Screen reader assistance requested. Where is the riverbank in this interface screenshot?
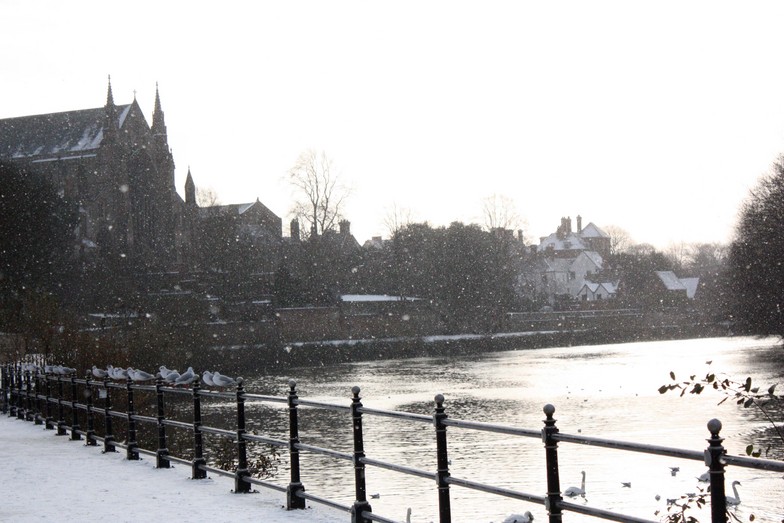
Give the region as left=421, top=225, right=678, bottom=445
left=0, top=416, right=345, bottom=523
left=207, top=320, right=731, bottom=372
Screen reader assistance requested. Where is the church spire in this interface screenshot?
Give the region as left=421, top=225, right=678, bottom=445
left=185, top=167, right=196, bottom=207
left=105, top=74, right=115, bottom=107
left=103, top=75, right=118, bottom=138
left=151, top=82, right=167, bottom=137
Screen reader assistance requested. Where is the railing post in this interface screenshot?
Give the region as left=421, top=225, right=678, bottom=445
left=155, top=377, right=170, bottom=468
left=0, top=365, right=7, bottom=415
left=6, top=365, right=16, bottom=417
left=44, top=373, right=54, bottom=430
left=434, top=393, right=451, bottom=523
left=103, top=378, right=116, bottom=452
left=286, top=379, right=306, bottom=509
left=542, top=404, right=563, bottom=523
left=705, top=418, right=728, bottom=523
left=33, top=370, right=43, bottom=425
left=24, top=369, right=34, bottom=422
left=234, top=378, right=251, bottom=493
left=56, top=376, right=67, bottom=436
left=191, top=380, right=207, bottom=479
left=85, top=373, right=97, bottom=446
left=350, top=386, right=372, bottom=523
left=16, top=366, right=25, bottom=420
left=126, top=379, right=138, bottom=460
left=70, top=372, right=81, bottom=440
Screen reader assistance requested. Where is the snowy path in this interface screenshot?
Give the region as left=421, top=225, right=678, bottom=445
left=0, top=416, right=346, bottom=522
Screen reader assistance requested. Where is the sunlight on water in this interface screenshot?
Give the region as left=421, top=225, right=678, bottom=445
left=238, top=336, right=784, bottom=522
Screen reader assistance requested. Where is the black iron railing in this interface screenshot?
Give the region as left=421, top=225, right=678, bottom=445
left=1, top=363, right=782, bottom=523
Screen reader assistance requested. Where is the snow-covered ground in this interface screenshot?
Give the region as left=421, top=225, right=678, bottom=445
left=0, top=415, right=346, bottom=522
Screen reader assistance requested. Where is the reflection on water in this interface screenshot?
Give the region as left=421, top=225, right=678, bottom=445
left=225, top=337, right=783, bottom=522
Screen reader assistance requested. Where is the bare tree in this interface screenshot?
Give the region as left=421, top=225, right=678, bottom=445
left=603, top=225, right=634, bottom=256
left=288, top=149, right=350, bottom=238
left=481, top=194, right=521, bottom=231
left=196, top=186, right=221, bottom=207
left=383, top=202, right=415, bottom=236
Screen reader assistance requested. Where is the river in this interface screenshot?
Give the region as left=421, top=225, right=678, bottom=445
left=223, top=336, right=784, bottom=522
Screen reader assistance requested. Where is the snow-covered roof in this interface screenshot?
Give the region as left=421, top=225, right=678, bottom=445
left=579, top=222, right=609, bottom=238
left=655, top=271, right=687, bottom=291
left=679, top=277, right=700, bottom=299
left=0, top=105, right=132, bottom=160
left=539, top=232, right=588, bottom=251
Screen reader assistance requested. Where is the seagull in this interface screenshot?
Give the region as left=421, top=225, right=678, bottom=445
left=696, top=471, right=710, bottom=482
left=163, top=370, right=180, bottom=384
left=503, top=511, right=534, bottom=523
left=158, top=366, right=177, bottom=379
left=91, top=365, right=109, bottom=378
left=669, top=467, right=680, bottom=477
left=564, top=471, right=586, bottom=497
left=369, top=493, right=380, bottom=499
left=175, top=367, right=197, bottom=386
left=211, top=371, right=237, bottom=388
left=202, top=370, right=215, bottom=387
left=621, top=482, right=631, bottom=488
left=112, top=367, right=129, bottom=380
left=726, top=480, right=741, bottom=506
left=129, top=368, right=155, bottom=382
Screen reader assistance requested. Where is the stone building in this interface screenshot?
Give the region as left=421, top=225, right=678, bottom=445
left=0, top=78, right=282, bottom=273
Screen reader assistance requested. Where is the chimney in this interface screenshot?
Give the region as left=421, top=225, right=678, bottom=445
left=577, top=215, right=582, bottom=233
left=567, top=216, right=572, bottom=233
left=517, top=229, right=523, bottom=243
left=339, top=220, right=350, bottom=235
left=290, top=219, right=300, bottom=241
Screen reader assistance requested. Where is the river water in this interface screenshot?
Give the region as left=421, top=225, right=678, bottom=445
left=227, top=336, right=784, bottom=522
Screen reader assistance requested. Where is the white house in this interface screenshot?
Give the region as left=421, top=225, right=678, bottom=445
left=576, top=281, right=617, bottom=302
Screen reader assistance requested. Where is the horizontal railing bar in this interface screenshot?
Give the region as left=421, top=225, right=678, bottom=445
left=558, top=498, right=658, bottom=523
left=244, top=476, right=287, bottom=493
left=554, top=432, right=704, bottom=461
left=241, top=392, right=288, bottom=404
left=130, top=413, right=157, bottom=424
left=198, top=390, right=234, bottom=400
left=294, top=398, right=350, bottom=412
left=443, top=417, right=541, bottom=438
left=364, top=512, right=399, bottom=523
left=360, top=456, right=434, bottom=480
left=161, top=387, right=193, bottom=396
left=296, top=490, right=351, bottom=513
left=242, top=433, right=287, bottom=447
left=200, top=463, right=234, bottom=478
left=165, top=454, right=191, bottom=466
left=200, top=426, right=235, bottom=438
left=108, top=410, right=127, bottom=419
left=724, top=453, right=784, bottom=472
left=294, top=442, right=353, bottom=461
left=447, top=475, right=545, bottom=505
left=130, top=385, right=157, bottom=393
left=136, top=447, right=157, bottom=458
left=358, top=406, right=432, bottom=423
left=162, top=419, right=192, bottom=430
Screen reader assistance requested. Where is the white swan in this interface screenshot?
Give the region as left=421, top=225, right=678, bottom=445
left=726, top=480, right=741, bottom=506
left=564, top=470, right=586, bottom=497
left=503, top=511, right=533, bottom=522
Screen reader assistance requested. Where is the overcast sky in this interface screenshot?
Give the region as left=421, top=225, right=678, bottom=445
left=4, top=0, right=784, bottom=248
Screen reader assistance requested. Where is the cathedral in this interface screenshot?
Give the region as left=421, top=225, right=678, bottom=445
left=0, top=78, right=282, bottom=272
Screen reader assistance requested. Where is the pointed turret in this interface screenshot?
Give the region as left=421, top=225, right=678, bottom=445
left=185, top=167, right=196, bottom=207
left=103, top=75, right=118, bottom=139
left=151, top=82, right=167, bottom=139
